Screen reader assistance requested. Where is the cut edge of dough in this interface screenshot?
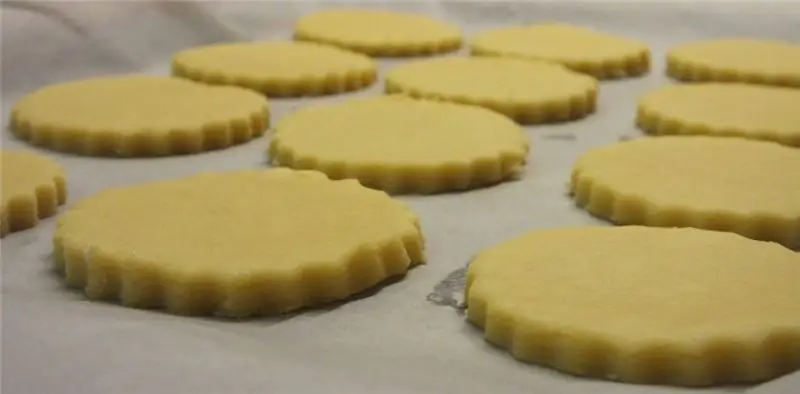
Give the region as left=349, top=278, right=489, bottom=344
left=293, top=30, right=463, bottom=57
left=665, top=53, right=800, bottom=88
left=1, top=163, right=67, bottom=238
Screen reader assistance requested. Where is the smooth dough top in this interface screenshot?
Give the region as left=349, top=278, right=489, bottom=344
left=57, top=170, right=418, bottom=277
left=639, top=83, right=800, bottom=138
left=172, top=41, right=375, bottom=80
left=11, top=75, right=268, bottom=133
left=272, top=95, right=528, bottom=164
left=293, top=9, right=461, bottom=49
left=1, top=149, right=64, bottom=207
left=386, top=57, right=596, bottom=101
left=573, top=136, right=800, bottom=215
left=468, top=225, right=800, bottom=340
left=668, top=38, right=800, bottom=77
left=471, top=23, right=648, bottom=62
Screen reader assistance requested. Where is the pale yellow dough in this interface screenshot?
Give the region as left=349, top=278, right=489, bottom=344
left=638, top=83, right=800, bottom=147
left=385, top=57, right=598, bottom=124
left=269, top=96, right=529, bottom=194
left=470, top=23, right=650, bottom=79
left=54, top=169, right=425, bottom=318
left=172, top=41, right=377, bottom=96
left=667, top=38, right=800, bottom=87
left=293, top=8, right=462, bottom=56
left=570, top=136, right=800, bottom=249
left=466, top=226, right=800, bottom=386
left=10, top=75, right=269, bottom=157
left=1, top=149, right=66, bottom=237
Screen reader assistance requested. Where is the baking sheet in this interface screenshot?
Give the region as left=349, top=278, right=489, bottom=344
left=2, top=1, right=799, bottom=393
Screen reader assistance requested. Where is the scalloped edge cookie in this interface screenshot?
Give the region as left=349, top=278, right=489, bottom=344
left=293, top=8, right=463, bottom=57
left=171, top=41, right=378, bottom=97
left=385, top=57, right=598, bottom=124
left=636, top=83, right=800, bottom=147
left=53, top=169, right=426, bottom=318
left=1, top=149, right=67, bottom=238
left=9, top=76, right=269, bottom=157
left=268, top=96, right=529, bottom=194
left=465, top=226, right=800, bottom=386
left=666, top=38, right=800, bottom=87
left=470, top=23, right=650, bottom=79
left=569, top=137, right=800, bottom=250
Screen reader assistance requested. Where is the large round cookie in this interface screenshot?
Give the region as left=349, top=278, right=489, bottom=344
left=172, top=41, right=377, bottom=97
left=294, top=9, right=462, bottom=57
left=666, top=38, right=800, bottom=87
left=466, top=226, right=800, bottom=386
left=637, top=83, right=800, bottom=147
left=471, top=23, right=650, bottom=79
left=1, top=149, right=67, bottom=237
left=385, top=57, right=597, bottom=124
left=570, top=136, right=800, bottom=249
left=54, top=169, right=425, bottom=317
left=10, top=75, right=269, bottom=157
left=269, top=95, right=529, bottom=194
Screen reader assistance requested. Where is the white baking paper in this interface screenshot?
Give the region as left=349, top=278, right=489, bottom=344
left=2, top=1, right=799, bottom=393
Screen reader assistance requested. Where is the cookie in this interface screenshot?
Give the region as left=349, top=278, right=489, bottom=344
left=570, top=136, right=800, bottom=249
left=666, top=38, right=800, bottom=87
left=172, top=41, right=377, bottom=97
left=293, top=8, right=462, bottom=57
left=466, top=226, right=800, bottom=386
left=269, top=95, right=528, bottom=194
left=470, top=23, right=650, bottom=79
left=1, top=149, right=66, bottom=237
left=10, top=75, right=269, bottom=157
left=637, top=83, right=800, bottom=147
left=53, top=169, right=424, bottom=318
left=385, top=57, right=597, bottom=124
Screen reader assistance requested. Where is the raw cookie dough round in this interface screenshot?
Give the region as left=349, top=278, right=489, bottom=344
left=293, top=8, right=462, bottom=56
left=385, top=57, right=598, bottom=124
left=54, top=169, right=425, bottom=318
left=470, top=23, right=650, bottom=79
left=666, top=38, right=800, bottom=87
left=570, top=136, right=800, bottom=249
left=637, top=83, right=800, bottom=147
left=10, top=75, right=269, bottom=157
left=269, top=96, right=529, bottom=194
left=466, top=225, right=800, bottom=386
left=172, top=41, right=377, bottom=96
left=1, top=149, right=66, bottom=237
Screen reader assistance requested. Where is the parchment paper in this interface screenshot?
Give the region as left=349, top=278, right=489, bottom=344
left=2, top=1, right=799, bottom=393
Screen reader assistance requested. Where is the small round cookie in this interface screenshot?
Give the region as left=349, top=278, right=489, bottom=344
left=269, top=95, right=529, bottom=194
left=172, top=41, right=377, bottom=97
left=466, top=226, right=800, bottom=386
left=293, top=8, right=462, bottom=57
left=54, top=169, right=425, bottom=318
left=1, top=149, right=66, bottom=237
left=385, top=57, right=598, bottom=124
left=637, top=83, right=800, bottom=147
left=667, top=38, right=800, bottom=87
left=10, top=75, right=269, bottom=157
left=470, top=23, right=650, bottom=79
left=570, top=136, right=800, bottom=249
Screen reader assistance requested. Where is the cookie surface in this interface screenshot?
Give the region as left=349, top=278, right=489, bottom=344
left=666, top=38, right=800, bottom=87
left=269, top=96, right=528, bottom=194
left=10, top=75, right=269, bottom=157
left=293, top=8, right=462, bottom=56
left=54, top=169, right=424, bottom=318
left=172, top=41, right=377, bottom=96
left=385, top=57, right=597, bottom=124
left=1, top=150, right=66, bottom=237
left=638, top=83, right=800, bottom=147
left=470, top=23, right=650, bottom=79
left=466, top=226, right=800, bottom=386
left=570, top=136, right=800, bottom=249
